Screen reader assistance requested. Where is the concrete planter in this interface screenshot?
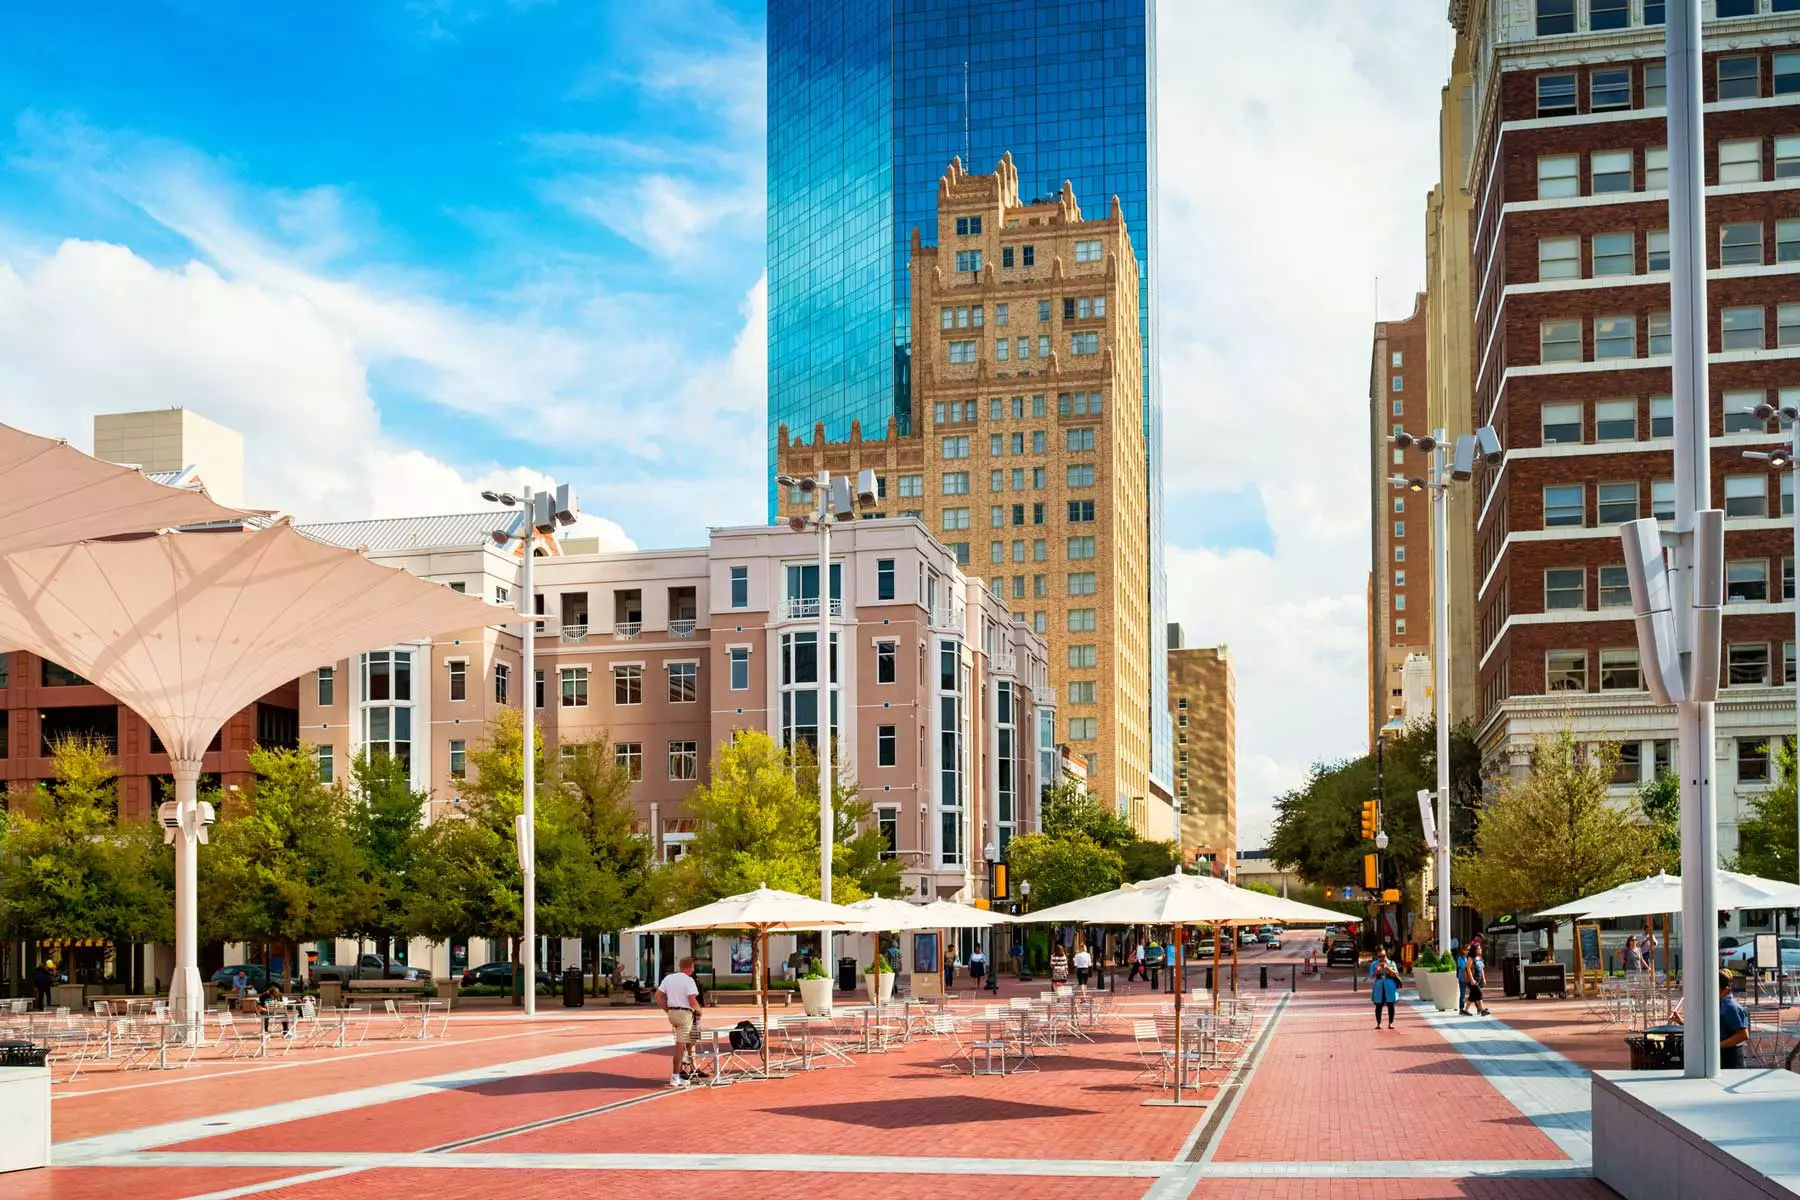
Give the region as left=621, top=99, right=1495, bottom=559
left=1426, top=970, right=1459, bottom=1011
left=1411, top=970, right=1431, bottom=1001
left=434, top=980, right=457, bottom=1006
left=865, top=970, right=896, bottom=1005
left=798, top=977, right=834, bottom=1017
left=0, top=1066, right=50, bottom=1172
left=49, top=984, right=85, bottom=1013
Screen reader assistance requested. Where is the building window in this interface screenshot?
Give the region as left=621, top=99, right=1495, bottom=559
left=317, top=667, right=335, bottom=707
left=446, top=659, right=467, bottom=702
left=1535, top=0, right=1575, bottom=36
left=1649, top=312, right=1671, bottom=355
left=954, top=249, right=983, bottom=273
left=1538, top=236, right=1579, bottom=280
left=1725, top=391, right=1767, bottom=433
left=1538, top=154, right=1579, bottom=200
left=1719, top=139, right=1763, bottom=185
left=1644, top=148, right=1668, bottom=192
left=1066, top=428, right=1095, bottom=453
left=1594, top=315, right=1636, bottom=359
left=1727, top=559, right=1769, bottom=603
left=1537, top=70, right=1577, bottom=113
left=1546, top=650, right=1587, bottom=692
left=1647, top=395, right=1673, bottom=437
left=1067, top=464, right=1096, bottom=488
left=943, top=507, right=971, bottom=531
left=948, top=341, right=978, bottom=365
left=560, top=666, right=588, bottom=707
left=1778, top=51, right=1800, bottom=94
left=1540, top=319, right=1582, bottom=363
left=1067, top=571, right=1097, bottom=596
left=313, top=744, right=334, bottom=784
left=1070, top=331, right=1099, bottom=356
left=447, top=739, right=466, bottom=779
left=1594, top=399, right=1636, bottom=442
left=1068, top=644, right=1098, bottom=669
left=1590, top=0, right=1629, bottom=31
left=1394, top=521, right=1406, bottom=538
left=1598, top=648, right=1641, bottom=692
left=898, top=474, right=923, bottom=498
left=1652, top=480, right=1675, bottom=520
left=1544, top=484, right=1585, bottom=527
left=1719, top=56, right=1760, bottom=101
left=1738, top=738, right=1772, bottom=782
left=1778, top=304, right=1800, bottom=349
left=1541, top=403, right=1581, bottom=444
left=1786, top=476, right=1796, bottom=520
left=1720, top=223, right=1764, bottom=268
left=668, top=661, right=697, bottom=703
left=1068, top=717, right=1098, bottom=741
left=1789, top=640, right=1798, bottom=683
left=1599, top=565, right=1632, bottom=608
left=1067, top=608, right=1097, bottom=632
left=1645, top=63, right=1666, bottom=105
left=1592, top=232, right=1634, bottom=277
left=728, top=646, right=749, bottom=691
left=614, top=741, right=642, bottom=781
left=729, top=566, right=748, bottom=609
left=943, top=472, right=970, bottom=495
left=1067, top=500, right=1096, bottom=523
left=1729, top=643, right=1771, bottom=686
left=1395, top=619, right=1407, bottom=635
left=949, top=542, right=970, bottom=565
left=868, top=723, right=896, bottom=768
left=1591, top=150, right=1633, bottom=194
left=614, top=664, right=642, bottom=705
left=1590, top=67, right=1631, bottom=111
left=494, top=662, right=510, bottom=705
left=1545, top=568, right=1586, bottom=610
left=1392, top=377, right=1404, bottom=394
left=668, top=741, right=698, bottom=781
left=1722, top=306, right=1765, bottom=351
left=1074, top=239, right=1103, bottom=263
left=1718, top=0, right=1756, bottom=14
left=955, top=215, right=982, bottom=236
left=1726, top=475, right=1768, bottom=517
left=1067, top=536, right=1096, bottom=560
left=1597, top=481, right=1639, bottom=524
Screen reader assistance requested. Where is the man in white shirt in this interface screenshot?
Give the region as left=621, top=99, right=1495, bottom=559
left=1073, top=946, right=1093, bottom=988
left=655, top=956, right=703, bottom=1087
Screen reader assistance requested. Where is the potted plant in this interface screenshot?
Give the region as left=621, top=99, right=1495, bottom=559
left=797, top=963, right=834, bottom=1016
left=1411, top=947, right=1437, bottom=999
left=1426, top=949, right=1460, bottom=1012
left=863, top=958, right=895, bottom=1005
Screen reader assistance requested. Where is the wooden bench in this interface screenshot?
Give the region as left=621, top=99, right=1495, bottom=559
left=703, top=989, right=797, bottom=1008
left=343, top=982, right=431, bottom=1005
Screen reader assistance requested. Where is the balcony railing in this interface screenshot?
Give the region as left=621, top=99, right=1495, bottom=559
left=990, top=651, right=1016, bottom=674
left=560, top=624, right=589, bottom=644
left=613, top=621, right=642, bottom=641
left=931, top=604, right=965, bottom=630
left=669, top=619, right=697, bottom=639
left=782, top=597, right=843, bottom=620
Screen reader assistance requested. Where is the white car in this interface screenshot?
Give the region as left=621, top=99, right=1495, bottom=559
left=1722, top=936, right=1800, bottom=974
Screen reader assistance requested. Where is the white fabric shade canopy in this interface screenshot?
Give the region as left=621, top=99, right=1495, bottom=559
left=630, top=886, right=867, bottom=1077
left=1022, top=870, right=1348, bottom=928
left=0, top=521, right=504, bottom=1030
left=1536, top=874, right=1669, bottom=918
left=1551, top=870, right=1800, bottom=921
left=0, top=423, right=244, bottom=554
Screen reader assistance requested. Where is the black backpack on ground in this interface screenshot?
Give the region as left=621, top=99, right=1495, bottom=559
left=728, top=1019, right=761, bottom=1050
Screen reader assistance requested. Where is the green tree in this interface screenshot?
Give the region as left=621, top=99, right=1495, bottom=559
left=1040, top=778, right=1136, bottom=851
left=653, top=732, right=902, bottom=913
left=1121, top=838, right=1179, bottom=882
left=345, top=751, right=429, bottom=963
left=1242, top=880, right=1278, bottom=897
left=1637, top=768, right=1682, bottom=871
left=0, top=737, right=172, bottom=966
left=1732, top=739, right=1799, bottom=883
left=1456, top=730, right=1662, bottom=923
left=1268, top=718, right=1482, bottom=889
left=201, top=745, right=371, bottom=990
left=1006, top=832, right=1123, bottom=909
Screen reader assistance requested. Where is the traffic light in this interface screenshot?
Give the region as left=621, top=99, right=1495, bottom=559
left=1363, top=854, right=1378, bottom=891
left=1360, top=800, right=1378, bottom=840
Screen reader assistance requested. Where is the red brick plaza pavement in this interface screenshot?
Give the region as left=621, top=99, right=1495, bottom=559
left=13, top=969, right=1621, bottom=1200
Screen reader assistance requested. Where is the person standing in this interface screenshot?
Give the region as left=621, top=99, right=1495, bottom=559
left=1368, top=947, right=1400, bottom=1029
left=655, top=956, right=703, bottom=1088
left=1466, top=940, right=1491, bottom=1016
left=1624, top=935, right=1646, bottom=977
left=232, top=969, right=250, bottom=1011
left=1147, top=938, right=1163, bottom=990
left=969, top=945, right=987, bottom=989
left=1073, top=944, right=1093, bottom=988
left=1452, top=940, right=1469, bottom=1015
left=1050, top=943, right=1069, bottom=985
left=33, top=961, right=52, bottom=1011
left=1129, top=941, right=1147, bottom=983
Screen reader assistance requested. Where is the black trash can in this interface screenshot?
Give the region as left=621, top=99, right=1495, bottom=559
left=837, top=956, right=858, bottom=992
left=0, top=1041, right=47, bottom=1067
left=1502, top=955, right=1522, bottom=998
left=562, top=967, right=585, bottom=1008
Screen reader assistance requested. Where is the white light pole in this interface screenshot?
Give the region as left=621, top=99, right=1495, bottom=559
left=1390, top=423, right=1503, bottom=956
left=1745, top=407, right=1800, bottom=893
left=485, top=484, right=580, bottom=1017
left=776, top=468, right=877, bottom=980
left=1622, top=0, right=1724, bottom=1078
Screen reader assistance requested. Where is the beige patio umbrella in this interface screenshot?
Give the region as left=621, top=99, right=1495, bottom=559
left=1022, top=870, right=1346, bottom=1107
left=0, top=522, right=503, bottom=1029
left=630, top=885, right=868, bottom=1077
left=0, top=422, right=245, bottom=553
left=847, top=897, right=1011, bottom=1036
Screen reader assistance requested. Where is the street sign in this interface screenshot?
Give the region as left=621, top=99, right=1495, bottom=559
left=1340, top=887, right=1355, bottom=901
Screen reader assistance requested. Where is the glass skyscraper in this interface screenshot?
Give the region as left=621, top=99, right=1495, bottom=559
left=767, top=0, right=1171, bottom=793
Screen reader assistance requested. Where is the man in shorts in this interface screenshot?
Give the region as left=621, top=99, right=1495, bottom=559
left=656, top=956, right=704, bottom=1087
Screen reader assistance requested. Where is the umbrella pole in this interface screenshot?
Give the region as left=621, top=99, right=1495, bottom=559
left=759, top=928, right=770, bottom=1078
left=1213, top=925, right=1223, bottom=1012
left=1174, top=922, right=1185, bottom=1104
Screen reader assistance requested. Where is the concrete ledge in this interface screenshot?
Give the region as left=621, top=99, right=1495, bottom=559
left=0, top=1066, right=50, bottom=1173
left=1595, top=1068, right=1800, bottom=1200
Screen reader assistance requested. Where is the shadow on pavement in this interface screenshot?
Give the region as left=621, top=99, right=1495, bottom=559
left=763, top=1096, right=1095, bottom=1128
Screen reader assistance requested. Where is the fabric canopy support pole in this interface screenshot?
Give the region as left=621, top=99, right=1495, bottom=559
left=167, top=758, right=205, bottom=1040
left=759, top=928, right=771, bottom=1078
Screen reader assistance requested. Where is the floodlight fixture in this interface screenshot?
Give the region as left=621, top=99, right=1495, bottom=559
left=1450, top=434, right=1477, bottom=482
left=787, top=514, right=809, bottom=533
left=1476, top=425, right=1504, bottom=466
left=1391, top=431, right=1415, bottom=450
left=1756, top=403, right=1777, bottom=421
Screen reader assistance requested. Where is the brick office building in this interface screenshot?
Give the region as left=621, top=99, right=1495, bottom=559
left=1369, top=294, right=1438, bottom=747
left=779, top=153, right=1166, bottom=837
left=1167, top=629, right=1237, bottom=870
left=1458, top=0, right=1800, bottom=923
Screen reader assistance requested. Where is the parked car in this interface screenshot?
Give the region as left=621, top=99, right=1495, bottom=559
left=209, top=964, right=275, bottom=992
left=1325, top=938, right=1358, bottom=967
left=460, top=962, right=554, bottom=989
left=1723, top=936, right=1800, bottom=974
left=311, top=954, right=425, bottom=984
left=1237, top=928, right=1259, bottom=946
left=1263, top=934, right=1282, bottom=950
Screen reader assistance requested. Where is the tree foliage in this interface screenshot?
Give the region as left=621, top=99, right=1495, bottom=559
left=651, top=732, right=901, bottom=914
left=0, top=737, right=171, bottom=950
left=1455, top=730, right=1662, bottom=917
left=1041, top=778, right=1136, bottom=851
left=1006, top=831, right=1124, bottom=909
left=1268, top=718, right=1482, bottom=887
left=346, top=751, right=429, bottom=950
left=1732, top=739, right=1799, bottom=884
left=1121, top=838, right=1179, bottom=883
left=1636, top=768, right=1682, bottom=871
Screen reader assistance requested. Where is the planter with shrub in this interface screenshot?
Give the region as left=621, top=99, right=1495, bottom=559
left=864, top=959, right=895, bottom=1005
left=798, top=964, right=834, bottom=1016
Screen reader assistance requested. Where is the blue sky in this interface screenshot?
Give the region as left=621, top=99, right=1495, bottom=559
left=0, top=2, right=1451, bottom=845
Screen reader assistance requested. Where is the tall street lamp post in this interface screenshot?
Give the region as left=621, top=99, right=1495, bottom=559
left=484, top=484, right=580, bottom=1016
left=1390, top=423, right=1503, bottom=956
left=775, top=468, right=877, bottom=981
left=1745, top=401, right=1800, bottom=894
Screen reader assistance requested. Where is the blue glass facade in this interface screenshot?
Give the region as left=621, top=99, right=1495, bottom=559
left=767, top=0, right=1172, bottom=793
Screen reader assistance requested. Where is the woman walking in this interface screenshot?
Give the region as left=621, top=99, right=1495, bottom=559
left=1463, top=941, right=1491, bottom=1016
left=1369, top=946, right=1400, bottom=1029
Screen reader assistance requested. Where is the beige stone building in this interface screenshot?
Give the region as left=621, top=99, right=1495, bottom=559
left=93, top=407, right=246, bottom=507
left=1167, top=630, right=1235, bottom=867
left=778, top=153, right=1163, bottom=837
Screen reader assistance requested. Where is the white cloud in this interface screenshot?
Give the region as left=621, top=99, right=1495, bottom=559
left=1155, top=3, right=1448, bottom=848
